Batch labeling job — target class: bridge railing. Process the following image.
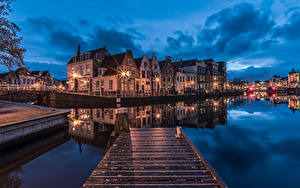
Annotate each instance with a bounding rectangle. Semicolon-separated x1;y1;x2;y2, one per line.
0;84;57;92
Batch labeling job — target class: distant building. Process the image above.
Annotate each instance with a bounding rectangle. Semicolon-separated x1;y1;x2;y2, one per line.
0;67;54;90
288;68;300;88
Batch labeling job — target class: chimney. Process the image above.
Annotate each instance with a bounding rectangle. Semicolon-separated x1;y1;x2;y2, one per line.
77;44;81;56
166;56;172;62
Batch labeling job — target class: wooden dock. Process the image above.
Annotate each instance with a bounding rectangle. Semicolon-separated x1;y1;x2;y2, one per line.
83;128;227;187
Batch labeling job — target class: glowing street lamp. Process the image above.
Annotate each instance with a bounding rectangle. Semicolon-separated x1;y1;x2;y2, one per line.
156;78;160;82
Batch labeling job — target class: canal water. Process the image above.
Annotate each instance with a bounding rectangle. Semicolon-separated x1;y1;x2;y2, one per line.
0;94;300;187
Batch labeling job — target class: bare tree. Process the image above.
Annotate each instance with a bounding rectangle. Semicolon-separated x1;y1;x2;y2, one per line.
0;0;25;70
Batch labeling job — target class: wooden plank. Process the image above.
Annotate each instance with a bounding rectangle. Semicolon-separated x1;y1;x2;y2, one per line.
83;128;227;188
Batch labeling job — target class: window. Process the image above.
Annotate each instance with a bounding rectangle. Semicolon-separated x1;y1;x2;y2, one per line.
80;66;84;74
71;67;74;73
80;55;84;61
96;81;100;90
128;59;132;65
101;80;104;89
142;71;145;78
109;80;113;90
73;57;76;62
109;110;113;119
131;69;135;77
86;65;90;75
147;71;150;79
96;109;100;118
86;54;90;60
97;53;102;60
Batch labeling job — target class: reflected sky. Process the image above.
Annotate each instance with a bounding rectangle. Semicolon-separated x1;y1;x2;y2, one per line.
185;97;300;188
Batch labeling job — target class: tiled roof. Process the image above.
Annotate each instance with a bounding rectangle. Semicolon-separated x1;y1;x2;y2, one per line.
112;52;126;65
101;55;120;76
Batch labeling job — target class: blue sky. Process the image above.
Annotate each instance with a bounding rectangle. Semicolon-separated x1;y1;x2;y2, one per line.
1;0;300;80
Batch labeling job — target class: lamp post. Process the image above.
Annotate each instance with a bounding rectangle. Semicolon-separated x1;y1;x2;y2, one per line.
155;77;160;96
121;71;130;97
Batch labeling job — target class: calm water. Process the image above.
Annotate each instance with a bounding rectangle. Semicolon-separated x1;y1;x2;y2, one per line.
1;95;300;187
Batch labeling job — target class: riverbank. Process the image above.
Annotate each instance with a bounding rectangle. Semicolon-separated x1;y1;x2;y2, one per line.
0;101;69;150
38;90;243;108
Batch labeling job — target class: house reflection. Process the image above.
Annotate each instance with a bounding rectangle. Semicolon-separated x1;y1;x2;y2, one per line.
243;92;300;112
68;99;228;148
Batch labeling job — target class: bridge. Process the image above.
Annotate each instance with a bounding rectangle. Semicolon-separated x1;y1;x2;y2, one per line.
83;127;227;187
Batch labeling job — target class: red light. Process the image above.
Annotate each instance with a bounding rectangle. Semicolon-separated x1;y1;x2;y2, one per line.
272;87;276;90
249;87;253;91
249;94;253;97
272;94;276;98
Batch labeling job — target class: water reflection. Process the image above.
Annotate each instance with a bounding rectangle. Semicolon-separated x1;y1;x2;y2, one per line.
185;94;300;188
68;98;228;135
1;94;300;188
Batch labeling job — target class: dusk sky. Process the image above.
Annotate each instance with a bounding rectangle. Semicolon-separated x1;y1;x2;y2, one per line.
1;0;300;80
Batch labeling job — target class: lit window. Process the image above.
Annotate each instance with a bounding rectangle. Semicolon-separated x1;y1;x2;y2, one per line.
80;66;84;74
71;67;74;73
86;65;90;75
96;81;100;90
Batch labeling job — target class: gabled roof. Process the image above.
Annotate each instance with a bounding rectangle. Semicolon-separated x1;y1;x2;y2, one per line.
134;57;143;68
67;47;108;65
101;55;120;76
112;52;126;65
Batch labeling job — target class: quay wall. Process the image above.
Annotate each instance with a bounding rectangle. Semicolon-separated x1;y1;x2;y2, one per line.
0;105;69;151
40;90;243;108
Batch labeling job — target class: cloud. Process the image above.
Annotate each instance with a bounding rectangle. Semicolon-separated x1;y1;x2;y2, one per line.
274;10;300;40
228;110;274;120
89;27;144;56
165;31;195;52
24;16;145;74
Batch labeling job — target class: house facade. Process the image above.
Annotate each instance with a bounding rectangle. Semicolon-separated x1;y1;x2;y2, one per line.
0;67;54;90
288;68;300;88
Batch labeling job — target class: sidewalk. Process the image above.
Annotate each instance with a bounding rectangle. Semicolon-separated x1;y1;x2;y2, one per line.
0;101;56;126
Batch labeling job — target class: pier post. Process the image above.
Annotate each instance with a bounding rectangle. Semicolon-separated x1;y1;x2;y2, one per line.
115;107;130;136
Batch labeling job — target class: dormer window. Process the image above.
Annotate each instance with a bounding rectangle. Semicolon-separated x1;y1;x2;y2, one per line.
128;59;132;65
98;68;107;76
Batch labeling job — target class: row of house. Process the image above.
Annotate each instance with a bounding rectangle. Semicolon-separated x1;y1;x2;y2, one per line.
240;68;300;91
0;67;55;90
67;46;227;96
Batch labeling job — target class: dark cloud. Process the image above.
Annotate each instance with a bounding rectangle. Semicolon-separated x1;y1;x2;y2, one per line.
164;2;276;61
166;31;195;51
274;10;300;40
89;27;144;56
26;16;144;65
200;3;274;57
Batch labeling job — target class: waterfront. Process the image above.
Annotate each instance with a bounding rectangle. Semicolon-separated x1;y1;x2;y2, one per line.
1;95;300;187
